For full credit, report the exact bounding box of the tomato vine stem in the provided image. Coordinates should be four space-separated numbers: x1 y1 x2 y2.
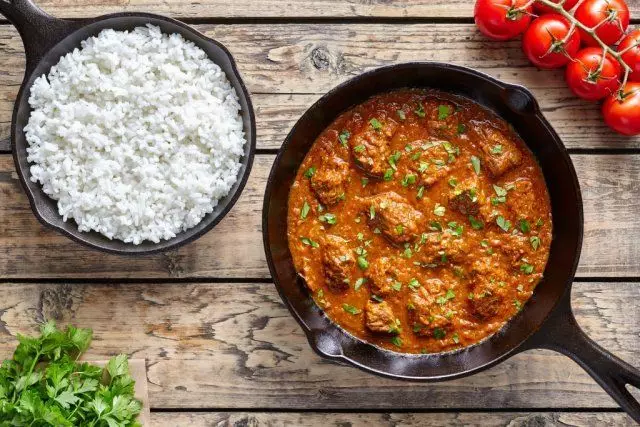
528 0 633 91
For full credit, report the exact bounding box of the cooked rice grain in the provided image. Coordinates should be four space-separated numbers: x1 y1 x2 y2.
24 25 246 244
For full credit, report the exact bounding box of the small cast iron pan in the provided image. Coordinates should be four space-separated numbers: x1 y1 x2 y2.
263 63 640 422
0 0 256 254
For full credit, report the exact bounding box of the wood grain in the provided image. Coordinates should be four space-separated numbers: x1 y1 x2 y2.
19 0 640 19
0 24 639 150
149 412 636 427
1 154 640 279
0 281 637 411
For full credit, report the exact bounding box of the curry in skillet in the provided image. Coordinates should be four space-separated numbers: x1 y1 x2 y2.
287 89 552 353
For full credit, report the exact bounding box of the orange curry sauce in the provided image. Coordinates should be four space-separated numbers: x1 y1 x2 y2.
287 89 552 354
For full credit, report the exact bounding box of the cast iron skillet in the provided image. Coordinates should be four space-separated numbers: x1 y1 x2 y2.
0 0 256 254
263 62 640 422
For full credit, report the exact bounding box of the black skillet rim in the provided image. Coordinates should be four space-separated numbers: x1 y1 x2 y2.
11 12 256 255
262 61 584 381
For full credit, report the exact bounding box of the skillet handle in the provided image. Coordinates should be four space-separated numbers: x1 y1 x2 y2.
524 297 640 423
0 0 77 74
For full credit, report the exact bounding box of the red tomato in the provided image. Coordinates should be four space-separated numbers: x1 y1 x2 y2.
533 0 580 15
602 82 640 135
575 0 630 46
619 30 640 82
565 47 622 101
475 0 533 41
522 15 581 69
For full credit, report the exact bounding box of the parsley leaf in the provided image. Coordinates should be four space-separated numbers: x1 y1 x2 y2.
438 105 451 120
470 155 481 175
0 322 142 425
338 130 350 146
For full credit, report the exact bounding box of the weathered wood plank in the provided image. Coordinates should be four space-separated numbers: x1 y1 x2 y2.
0 24 639 149
0 281 637 410
149 412 635 427
1 154 640 279
20 0 640 19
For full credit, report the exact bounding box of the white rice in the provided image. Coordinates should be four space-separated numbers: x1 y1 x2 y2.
24 24 246 245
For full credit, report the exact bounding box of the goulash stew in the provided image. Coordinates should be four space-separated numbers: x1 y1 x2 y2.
287 89 552 353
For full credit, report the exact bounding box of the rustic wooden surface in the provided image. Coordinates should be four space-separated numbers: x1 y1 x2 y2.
1 1 640 426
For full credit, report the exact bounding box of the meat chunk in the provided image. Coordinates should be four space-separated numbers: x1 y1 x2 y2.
417 230 474 267
410 140 455 187
365 256 404 297
468 258 508 320
321 235 355 292
504 178 537 220
365 300 397 334
351 117 399 178
448 176 492 221
449 190 479 216
310 156 349 206
474 126 522 177
409 279 452 336
485 230 529 264
422 99 460 139
361 192 424 245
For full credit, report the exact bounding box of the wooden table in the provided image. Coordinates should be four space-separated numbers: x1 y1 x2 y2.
1 1 640 425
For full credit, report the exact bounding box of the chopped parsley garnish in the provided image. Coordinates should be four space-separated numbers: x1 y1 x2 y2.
342 304 361 315
469 216 484 230
392 281 402 291
429 221 442 231
418 162 429 173
448 177 457 188
361 177 369 187
401 174 416 187
470 155 481 175
388 151 402 170
384 168 394 181
457 123 467 135
354 277 366 291
403 246 413 259
452 333 460 344
397 110 406 120
304 167 316 178
436 289 456 305
373 227 381 234
496 216 511 232
417 185 425 200
448 221 463 237
391 336 403 347
520 263 534 275
357 256 369 270
318 213 337 225
434 204 446 217
300 237 319 248
395 224 404 235
338 130 350 146
408 278 421 291
369 118 383 130
353 144 366 153
415 103 426 118
490 144 503 154
514 299 523 311
437 104 451 120
433 328 446 339
388 318 402 334
530 236 541 251
369 205 376 220
371 295 384 303
300 201 310 219
518 219 530 233
493 184 508 197
536 218 544 228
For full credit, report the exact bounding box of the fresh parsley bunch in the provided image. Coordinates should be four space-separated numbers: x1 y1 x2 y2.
0 322 142 426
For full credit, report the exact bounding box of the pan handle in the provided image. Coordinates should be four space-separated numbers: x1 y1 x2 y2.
0 0 78 74
524 294 640 423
